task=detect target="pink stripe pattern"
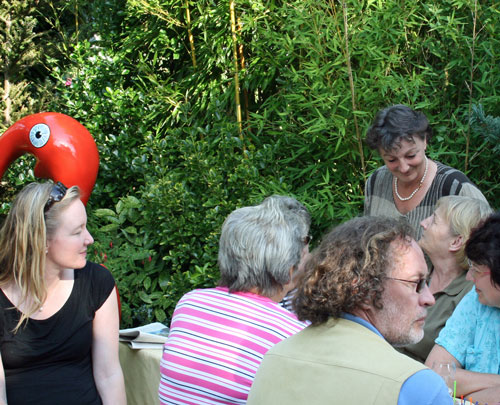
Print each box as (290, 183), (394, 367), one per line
(159, 287), (307, 404)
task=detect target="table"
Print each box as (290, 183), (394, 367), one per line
(119, 342), (163, 405)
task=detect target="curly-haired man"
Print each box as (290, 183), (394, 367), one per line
(248, 216), (453, 404)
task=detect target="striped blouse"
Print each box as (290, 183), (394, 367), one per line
(159, 287), (307, 404)
(364, 161), (487, 240)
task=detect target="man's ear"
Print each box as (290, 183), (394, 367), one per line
(449, 234), (463, 253)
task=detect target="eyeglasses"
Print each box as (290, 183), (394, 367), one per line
(386, 276), (429, 293)
(44, 182), (68, 213)
(467, 259), (491, 278)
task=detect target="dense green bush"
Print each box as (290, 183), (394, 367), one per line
(1, 0), (499, 327)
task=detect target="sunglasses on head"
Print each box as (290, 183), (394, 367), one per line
(44, 182), (68, 213)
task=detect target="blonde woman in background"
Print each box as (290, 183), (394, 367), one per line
(400, 195), (492, 363)
(426, 211), (500, 403)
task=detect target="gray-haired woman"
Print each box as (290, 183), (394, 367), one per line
(159, 195), (311, 405)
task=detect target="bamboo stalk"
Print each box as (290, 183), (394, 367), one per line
(3, 14), (12, 126)
(185, 0), (197, 68)
(75, 0), (79, 43)
(341, 1), (365, 177)
(465, 0), (478, 172)
(229, 0), (243, 138)
(237, 17), (250, 125)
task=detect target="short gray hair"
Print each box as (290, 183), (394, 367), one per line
(218, 195), (311, 297)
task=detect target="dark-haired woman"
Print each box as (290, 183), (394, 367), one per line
(364, 104), (487, 239)
(0, 182), (126, 404)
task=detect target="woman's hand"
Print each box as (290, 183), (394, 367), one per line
(426, 344), (500, 404)
(92, 286), (126, 405)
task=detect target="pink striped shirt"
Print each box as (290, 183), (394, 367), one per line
(159, 287), (307, 404)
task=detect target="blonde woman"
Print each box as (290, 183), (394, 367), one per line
(0, 182), (126, 405)
(426, 211), (500, 403)
(400, 195), (492, 362)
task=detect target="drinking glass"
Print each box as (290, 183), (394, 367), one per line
(431, 362), (457, 397)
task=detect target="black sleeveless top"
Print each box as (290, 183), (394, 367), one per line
(0, 262), (115, 405)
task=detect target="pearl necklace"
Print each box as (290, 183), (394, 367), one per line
(394, 156), (428, 201)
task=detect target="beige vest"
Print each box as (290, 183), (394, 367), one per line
(248, 318), (426, 404)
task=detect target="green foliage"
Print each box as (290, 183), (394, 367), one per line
(0, 0), (40, 132)
(48, 38), (154, 206)
(2, 0), (500, 326)
(88, 196), (162, 326)
(0, 0), (43, 208)
(468, 104), (500, 199)
(470, 104), (500, 155)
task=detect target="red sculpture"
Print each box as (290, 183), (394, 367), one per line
(0, 112), (99, 205)
(0, 113), (121, 317)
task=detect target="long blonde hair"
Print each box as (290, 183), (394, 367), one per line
(0, 182), (80, 331)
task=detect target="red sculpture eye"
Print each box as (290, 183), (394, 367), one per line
(29, 123), (50, 148)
